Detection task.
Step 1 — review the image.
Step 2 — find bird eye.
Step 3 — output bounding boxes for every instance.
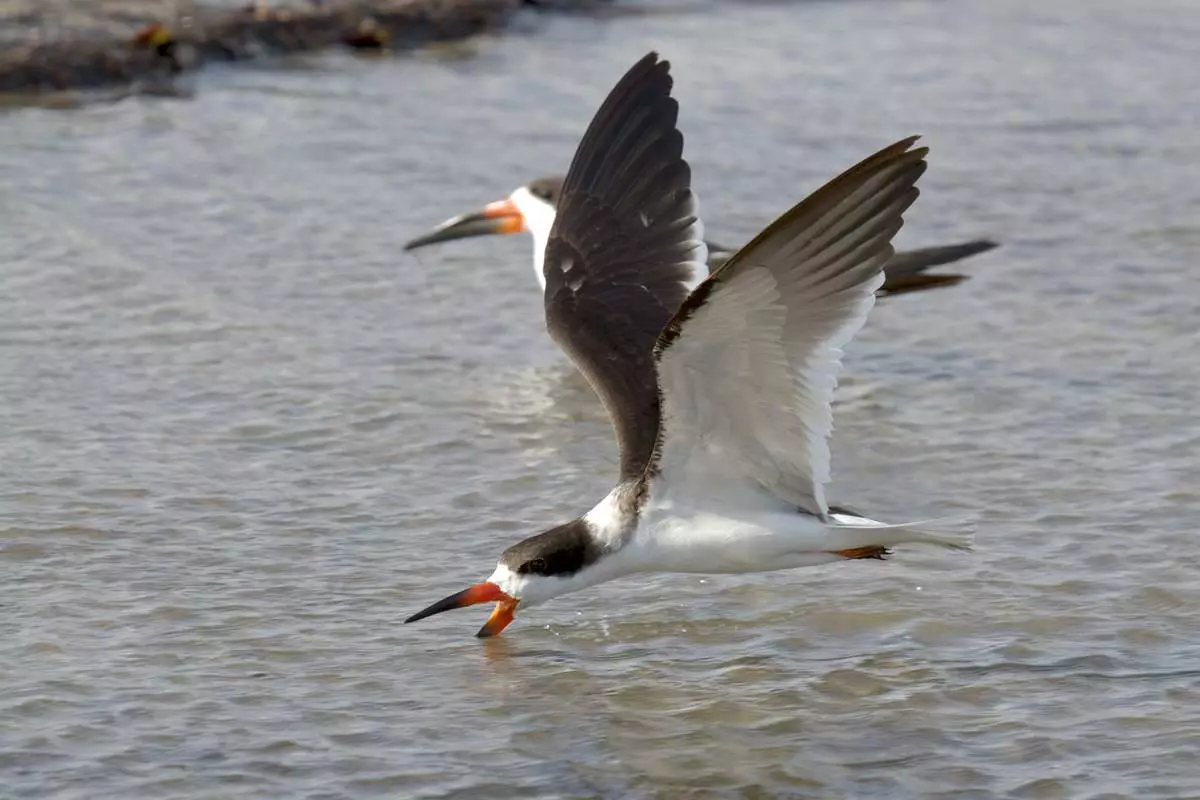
[532,187,549,200]
[525,558,547,574]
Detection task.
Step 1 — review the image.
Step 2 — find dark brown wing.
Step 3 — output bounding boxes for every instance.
[543,52,706,482]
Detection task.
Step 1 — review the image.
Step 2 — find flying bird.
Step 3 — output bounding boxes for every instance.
[405,53,969,638]
[404,176,997,299]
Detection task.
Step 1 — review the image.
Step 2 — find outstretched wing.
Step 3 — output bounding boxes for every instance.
[543,52,708,481]
[652,137,928,516]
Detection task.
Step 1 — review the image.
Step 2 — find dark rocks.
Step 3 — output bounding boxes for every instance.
[0,0,532,97]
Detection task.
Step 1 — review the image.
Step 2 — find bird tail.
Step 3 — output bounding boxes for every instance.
[826,513,974,557]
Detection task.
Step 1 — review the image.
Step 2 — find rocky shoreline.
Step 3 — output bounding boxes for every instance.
[0,0,586,97]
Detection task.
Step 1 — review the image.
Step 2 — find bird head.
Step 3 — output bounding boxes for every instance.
[404,519,604,637]
[402,176,562,252]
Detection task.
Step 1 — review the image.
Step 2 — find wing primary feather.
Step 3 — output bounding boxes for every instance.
[542,53,708,482]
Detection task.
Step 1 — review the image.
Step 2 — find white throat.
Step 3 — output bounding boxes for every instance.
[508,186,557,291]
[484,487,643,608]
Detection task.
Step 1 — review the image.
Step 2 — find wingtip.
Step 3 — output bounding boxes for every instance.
[944,238,1001,257]
[861,135,929,179]
[883,238,1002,281]
[878,272,967,296]
[890,134,925,157]
[957,238,1001,254]
[631,50,669,78]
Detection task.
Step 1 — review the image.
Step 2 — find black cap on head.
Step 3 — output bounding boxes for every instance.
[525,175,565,207]
[499,519,600,578]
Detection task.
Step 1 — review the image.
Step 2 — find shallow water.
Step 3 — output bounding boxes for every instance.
[3,0,1200,796]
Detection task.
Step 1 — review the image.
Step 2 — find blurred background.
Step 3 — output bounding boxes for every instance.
[2,0,1199,797]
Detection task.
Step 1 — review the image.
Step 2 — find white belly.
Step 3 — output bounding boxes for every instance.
[633,507,846,573]
[609,474,961,577]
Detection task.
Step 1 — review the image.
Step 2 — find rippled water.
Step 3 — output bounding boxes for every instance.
[3,0,1200,796]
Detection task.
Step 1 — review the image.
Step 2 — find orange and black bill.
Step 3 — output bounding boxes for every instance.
[404,581,519,638]
[402,199,525,251]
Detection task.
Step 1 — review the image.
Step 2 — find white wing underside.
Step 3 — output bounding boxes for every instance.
[654,265,883,515]
[652,140,925,518]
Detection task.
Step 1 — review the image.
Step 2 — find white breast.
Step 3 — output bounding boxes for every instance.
[508,185,558,291]
[632,487,839,574]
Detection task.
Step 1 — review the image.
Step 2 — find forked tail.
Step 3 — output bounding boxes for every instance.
[826,513,974,558]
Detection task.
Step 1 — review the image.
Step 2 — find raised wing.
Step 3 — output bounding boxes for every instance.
[652,137,928,517]
[543,52,708,481]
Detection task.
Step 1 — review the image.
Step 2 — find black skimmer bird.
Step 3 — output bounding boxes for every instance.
[405,53,969,638]
[404,177,997,299]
